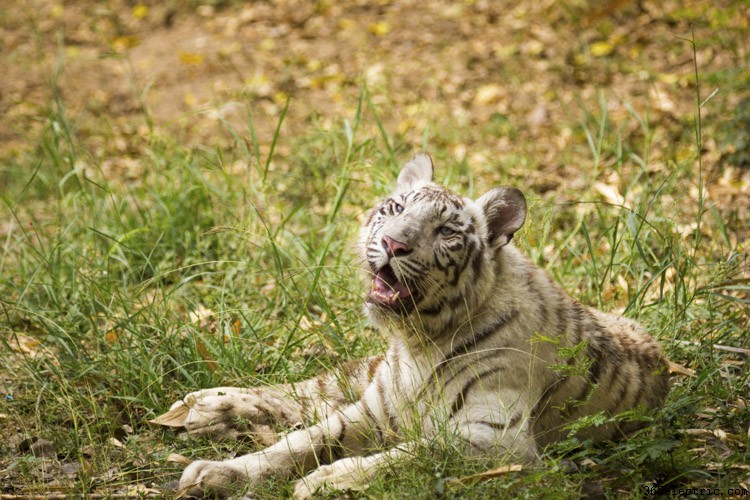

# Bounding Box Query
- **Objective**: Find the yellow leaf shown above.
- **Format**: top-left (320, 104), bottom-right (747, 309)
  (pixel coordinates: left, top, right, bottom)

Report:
top-left (179, 51), bottom-right (205, 65)
top-left (448, 464), bottom-right (523, 486)
top-left (368, 21), bottom-right (391, 36)
top-left (398, 118), bottom-right (415, 135)
top-left (183, 92), bottom-right (197, 107)
top-left (657, 73), bottom-right (679, 85)
top-left (167, 453), bottom-right (193, 466)
top-left (668, 361), bottom-right (696, 377)
top-left (306, 59), bottom-right (322, 72)
top-left (337, 18), bottom-right (354, 30)
top-left (195, 339), bottom-right (217, 372)
top-left (260, 38), bottom-right (276, 51)
top-left (590, 41), bottom-right (614, 57)
top-left (51, 4), bottom-right (64, 18)
top-left (474, 84), bottom-right (504, 106)
top-left (65, 46), bottom-right (80, 59)
top-left (111, 35), bottom-right (140, 52)
top-left (273, 91), bottom-right (288, 105)
top-left (132, 4), bottom-right (149, 20)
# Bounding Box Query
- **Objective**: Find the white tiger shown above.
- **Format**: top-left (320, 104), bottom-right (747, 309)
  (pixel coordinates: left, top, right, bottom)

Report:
top-left (156, 154), bottom-right (669, 498)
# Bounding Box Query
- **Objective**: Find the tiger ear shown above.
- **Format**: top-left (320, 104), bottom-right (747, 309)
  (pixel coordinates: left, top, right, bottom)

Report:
top-left (396, 153), bottom-right (434, 191)
top-left (477, 187), bottom-right (526, 250)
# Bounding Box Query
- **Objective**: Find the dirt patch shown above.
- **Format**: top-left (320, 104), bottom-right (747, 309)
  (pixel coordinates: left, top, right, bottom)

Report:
top-left (1, 0), bottom-right (749, 218)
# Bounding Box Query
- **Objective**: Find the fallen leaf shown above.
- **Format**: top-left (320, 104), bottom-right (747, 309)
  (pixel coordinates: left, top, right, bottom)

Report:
top-left (580, 458), bottom-right (598, 469)
top-left (448, 464), bottom-right (523, 486)
top-left (368, 21), bottom-right (391, 36)
top-left (61, 462), bottom-right (81, 478)
top-left (112, 35), bottom-right (140, 52)
top-left (474, 84), bottom-right (505, 106)
top-left (132, 4), bottom-right (149, 20)
top-left (195, 339), bottom-right (217, 372)
top-left (590, 41), bottom-right (614, 57)
top-left (179, 52), bottom-right (205, 65)
top-left (679, 428), bottom-right (743, 443)
top-left (594, 181), bottom-right (625, 207)
top-left (109, 437), bottom-right (125, 448)
top-left (127, 484), bottom-right (162, 495)
top-left (668, 361), bottom-right (696, 377)
top-left (167, 453), bottom-right (193, 466)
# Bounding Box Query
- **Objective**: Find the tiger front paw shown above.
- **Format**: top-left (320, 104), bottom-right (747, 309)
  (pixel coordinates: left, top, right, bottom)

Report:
top-left (293, 456), bottom-right (376, 500)
top-left (178, 459), bottom-right (245, 498)
top-left (151, 389), bottom-right (280, 443)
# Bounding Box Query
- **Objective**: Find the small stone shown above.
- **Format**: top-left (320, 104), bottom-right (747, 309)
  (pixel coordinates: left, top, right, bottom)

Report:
top-left (30, 438), bottom-right (56, 458)
top-left (61, 462), bottom-right (81, 478)
top-left (581, 480), bottom-right (606, 499)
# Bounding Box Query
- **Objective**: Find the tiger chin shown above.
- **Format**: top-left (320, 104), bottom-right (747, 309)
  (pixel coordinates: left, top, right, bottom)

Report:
top-left (156, 154), bottom-right (670, 498)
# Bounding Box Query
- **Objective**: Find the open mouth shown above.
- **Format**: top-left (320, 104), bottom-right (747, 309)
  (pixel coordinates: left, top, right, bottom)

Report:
top-left (368, 264), bottom-right (418, 312)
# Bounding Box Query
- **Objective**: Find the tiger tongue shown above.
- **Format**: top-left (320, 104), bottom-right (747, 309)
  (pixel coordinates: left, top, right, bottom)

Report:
top-left (372, 269), bottom-right (410, 301)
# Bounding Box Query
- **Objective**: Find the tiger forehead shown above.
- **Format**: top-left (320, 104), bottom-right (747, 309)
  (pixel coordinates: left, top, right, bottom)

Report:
top-left (406, 185), bottom-right (465, 212)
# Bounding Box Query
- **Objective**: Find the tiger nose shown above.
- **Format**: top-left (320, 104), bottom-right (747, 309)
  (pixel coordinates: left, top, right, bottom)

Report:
top-left (382, 235), bottom-right (411, 257)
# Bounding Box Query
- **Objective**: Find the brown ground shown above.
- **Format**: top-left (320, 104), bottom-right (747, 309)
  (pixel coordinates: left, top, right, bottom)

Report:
top-left (1, 0), bottom-right (749, 217)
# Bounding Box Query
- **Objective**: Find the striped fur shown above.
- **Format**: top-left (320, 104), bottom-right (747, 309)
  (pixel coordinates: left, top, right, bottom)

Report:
top-left (167, 154), bottom-right (670, 498)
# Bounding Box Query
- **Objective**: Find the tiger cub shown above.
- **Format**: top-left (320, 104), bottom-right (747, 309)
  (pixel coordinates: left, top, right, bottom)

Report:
top-left (158, 154), bottom-right (669, 498)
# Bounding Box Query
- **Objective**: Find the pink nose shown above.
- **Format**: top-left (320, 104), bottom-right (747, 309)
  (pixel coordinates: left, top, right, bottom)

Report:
top-left (382, 235), bottom-right (410, 257)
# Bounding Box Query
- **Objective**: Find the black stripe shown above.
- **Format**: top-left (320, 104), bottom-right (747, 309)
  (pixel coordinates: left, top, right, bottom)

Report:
top-left (327, 412), bottom-right (347, 461)
top-left (448, 366), bottom-right (507, 419)
top-left (476, 420), bottom-right (506, 430)
top-left (445, 310), bottom-right (519, 361)
top-left (438, 349), bottom-right (506, 392)
top-left (416, 310), bottom-right (518, 400)
top-left (367, 356), bottom-right (383, 383)
top-left (362, 401), bottom-right (384, 445)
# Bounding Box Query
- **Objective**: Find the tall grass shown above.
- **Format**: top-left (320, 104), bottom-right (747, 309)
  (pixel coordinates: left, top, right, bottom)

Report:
top-left (2, 74), bottom-right (749, 498)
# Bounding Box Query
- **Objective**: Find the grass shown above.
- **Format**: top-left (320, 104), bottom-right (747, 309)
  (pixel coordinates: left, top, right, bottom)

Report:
top-left (2, 37), bottom-right (750, 500)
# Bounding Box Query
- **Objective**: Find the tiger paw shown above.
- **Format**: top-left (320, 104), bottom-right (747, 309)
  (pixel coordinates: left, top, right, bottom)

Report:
top-left (178, 459), bottom-right (245, 498)
top-left (293, 456), bottom-right (375, 500)
top-left (150, 389), bottom-right (279, 443)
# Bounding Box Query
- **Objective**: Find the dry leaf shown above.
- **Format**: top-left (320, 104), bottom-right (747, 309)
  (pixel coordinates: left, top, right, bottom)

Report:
top-left (132, 4), bottom-right (149, 20)
top-left (590, 41), bottom-right (614, 57)
top-left (668, 361), bottom-right (696, 377)
top-left (127, 484), bottom-right (162, 495)
top-left (112, 35), bottom-right (140, 52)
top-left (679, 428), bottom-right (743, 443)
top-left (474, 84), bottom-right (505, 106)
top-left (109, 437), bottom-right (125, 448)
top-left (149, 403), bottom-right (189, 428)
top-left (594, 182), bottom-right (625, 207)
top-left (195, 339), bottom-right (217, 372)
top-left (179, 52), bottom-right (206, 65)
top-left (448, 464), bottom-right (523, 486)
top-left (167, 453), bottom-right (193, 466)
top-left (580, 458), bottom-right (598, 468)
top-left (368, 21), bottom-right (391, 36)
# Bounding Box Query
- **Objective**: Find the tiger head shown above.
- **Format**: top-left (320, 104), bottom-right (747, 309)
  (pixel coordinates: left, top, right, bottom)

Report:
top-left (361, 154), bottom-right (527, 333)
